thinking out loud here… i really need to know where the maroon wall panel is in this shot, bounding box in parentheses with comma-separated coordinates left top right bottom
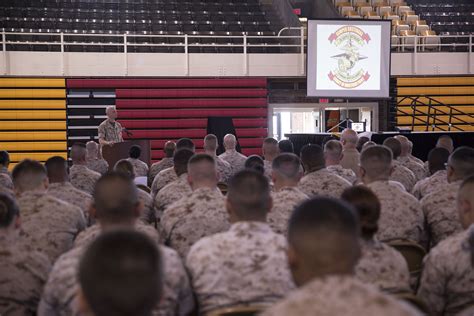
(116, 88, 267, 99)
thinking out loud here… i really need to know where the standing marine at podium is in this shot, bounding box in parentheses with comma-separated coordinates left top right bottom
(98, 106, 123, 146)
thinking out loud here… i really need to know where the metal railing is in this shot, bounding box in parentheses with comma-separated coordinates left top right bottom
(397, 95, 474, 131)
(1, 29, 473, 54)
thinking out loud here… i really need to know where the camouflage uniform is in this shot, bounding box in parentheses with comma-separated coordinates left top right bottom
(298, 168, 352, 198)
(421, 180, 463, 247)
(391, 161, 417, 192)
(69, 164, 101, 195)
(137, 187, 156, 225)
(219, 150, 247, 175)
(409, 154, 424, 166)
(264, 160, 272, 180)
(40, 225, 194, 316)
(47, 182, 93, 224)
(341, 148, 360, 175)
(0, 173, 13, 190)
(412, 170, 448, 200)
(0, 166, 9, 175)
(0, 234, 52, 315)
(355, 238, 411, 294)
(154, 173, 192, 221)
(366, 181, 424, 245)
(151, 167, 178, 198)
(149, 158, 174, 186)
(417, 226, 474, 316)
(261, 275, 420, 316)
(186, 221, 295, 314)
(398, 156, 427, 182)
(215, 156, 233, 183)
(268, 187, 309, 235)
(161, 187, 230, 258)
(17, 190, 86, 262)
(126, 157, 149, 177)
(327, 164, 358, 184)
(85, 158, 109, 175)
(97, 119, 123, 143)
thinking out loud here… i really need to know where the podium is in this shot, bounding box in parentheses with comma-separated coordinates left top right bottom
(102, 140, 151, 172)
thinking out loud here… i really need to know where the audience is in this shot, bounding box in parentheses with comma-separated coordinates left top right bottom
(278, 139, 295, 154)
(151, 138, 195, 197)
(204, 134, 232, 183)
(186, 170, 295, 313)
(0, 150, 10, 175)
(262, 137, 279, 179)
(261, 197, 419, 316)
(0, 192, 51, 315)
(219, 133, 247, 174)
(45, 156, 93, 223)
(418, 175, 474, 316)
(2, 129, 473, 316)
(359, 146, 425, 245)
(383, 137, 417, 192)
(268, 153, 308, 235)
(69, 143, 101, 194)
(298, 144, 351, 198)
(85, 141, 109, 175)
(114, 159, 156, 225)
(77, 230, 163, 316)
(39, 172, 193, 316)
(160, 154, 230, 258)
(342, 186, 411, 294)
(421, 147, 474, 247)
(155, 149, 194, 220)
(126, 145, 149, 177)
(149, 141, 176, 186)
(324, 140, 358, 184)
(394, 135, 427, 181)
(244, 155, 265, 175)
(12, 159, 86, 261)
(412, 147, 450, 199)
(340, 128, 360, 174)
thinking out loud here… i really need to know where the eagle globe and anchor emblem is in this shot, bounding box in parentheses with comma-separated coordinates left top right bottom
(328, 25, 371, 89)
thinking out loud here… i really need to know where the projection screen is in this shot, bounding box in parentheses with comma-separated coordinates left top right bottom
(307, 19, 392, 98)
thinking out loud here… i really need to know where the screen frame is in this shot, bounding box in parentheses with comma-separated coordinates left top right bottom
(306, 18, 392, 99)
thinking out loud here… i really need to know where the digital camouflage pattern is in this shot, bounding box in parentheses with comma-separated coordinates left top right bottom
(298, 168, 351, 198)
(261, 275, 420, 316)
(186, 221, 295, 314)
(69, 164, 101, 195)
(160, 187, 230, 258)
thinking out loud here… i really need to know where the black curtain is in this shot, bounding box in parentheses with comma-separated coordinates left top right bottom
(207, 117, 242, 155)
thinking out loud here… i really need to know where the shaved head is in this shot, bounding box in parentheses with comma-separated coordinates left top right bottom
(272, 153, 302, 180)
(245, 155, 265, 175)
(86, 141, 99, 157)
(262, 137, 279, 161)
(188, 154, 217, 188)
(288, 197, 360, 286)
(0, 192, 19, 228)
(362, 141, 376, 150)
(447, 146, 474, 182)
(0, 151, 10, 168)
(394, 135, 410, 156)
(278, 139, 294, 154)
(341, 129, 358, 147)
(71, 143, 87, 164)
(12, 159, 48, 193)
(324, 140, 343, 162)
(437, 135, 454, 154)
(457, 175, 474, 229)
(164, 141, 176, 158)
(176, 138, 195, 152)
(300, 144, 325, 173)
(173, 149, 194, 176)
(92, 172, 139, 224)
(427, 147, 450, 174)
(114, 159, 135, 179)
(223, 134, 237, 150)
(227, 170, 271, 222)
(204, 134, 218, 152)
(360, 145, 393, 182)
(45, 156, 68, 183)
(382, 137, 402, 159)
(356, 136, 370, 152)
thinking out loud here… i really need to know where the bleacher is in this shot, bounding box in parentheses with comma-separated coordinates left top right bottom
(0, 0, 290, 53)
(332, 0, 474, 52)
